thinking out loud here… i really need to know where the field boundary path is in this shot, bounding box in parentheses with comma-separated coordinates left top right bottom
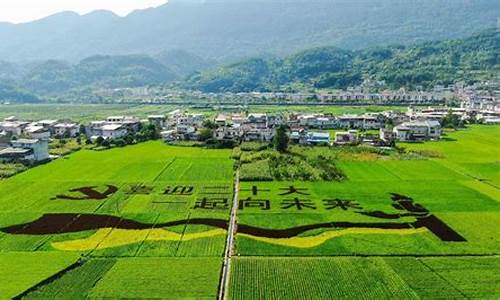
(219, 170, 240, 300)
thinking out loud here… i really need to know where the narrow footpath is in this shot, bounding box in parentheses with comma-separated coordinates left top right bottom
(219, 170, 240, 300)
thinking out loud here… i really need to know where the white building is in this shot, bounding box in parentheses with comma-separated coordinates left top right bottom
(305, 132, 330, 145)
(0, 121, 29, 136)
(53, 123, 80, 137)
(24, 125, 51, 140)
(393, 120, 441, 142)
(101, 124, 128, 140)
(8, 139, 49, 162)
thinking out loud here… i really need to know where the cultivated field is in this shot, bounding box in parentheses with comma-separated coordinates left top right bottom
(0, 125, 498, 298)
(0, 142, 234, 298)
(231, 125, 500, 298)
(0, 103, 405, 123)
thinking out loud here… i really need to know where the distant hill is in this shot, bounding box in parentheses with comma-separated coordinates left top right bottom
(186, 29, 500, 92)
(155, 50, 216, 78)
(0, 83, 40, 103)
(19, 55, 177, 95)
(0, 0, 497, 63)
(0, 29, 497, 100)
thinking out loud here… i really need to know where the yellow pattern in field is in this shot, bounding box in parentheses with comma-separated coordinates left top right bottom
(51, 228, 226, 251)
(240, 227, 428, 248)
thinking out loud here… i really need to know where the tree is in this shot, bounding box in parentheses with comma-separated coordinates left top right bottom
(101, 139, 110, 148)
(95, 136, 104, 146)
(199, 128, 214, 141)
(79, 124, 87, 136)
(202, 120, 217, 129)
(441, 110, 463, 129)
(140, 124, 160, 141)
(274, 125, 289, 152)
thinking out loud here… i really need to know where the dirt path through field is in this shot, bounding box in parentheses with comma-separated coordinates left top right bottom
(219, 170, 239, 300)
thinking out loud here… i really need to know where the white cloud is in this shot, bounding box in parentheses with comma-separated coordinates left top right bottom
(0, 0, 168, 24)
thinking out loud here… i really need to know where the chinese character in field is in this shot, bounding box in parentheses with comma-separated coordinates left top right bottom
(323, 199, 363, 211)
(281, 198, 316, 210)
(194, 197, 229, 210)
(239, 197, 271, 210)
(164, 185, 194, 196)
(127, 184, 153, 195)
(240, 186, 270, 196)
(200, 186, 231, 195)
(279, 186, 310, 196)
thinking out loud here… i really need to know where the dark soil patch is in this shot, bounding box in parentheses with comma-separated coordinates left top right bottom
(0, 213, 465, 242)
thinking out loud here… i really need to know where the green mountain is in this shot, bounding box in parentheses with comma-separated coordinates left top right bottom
(0, 83, 40, 103)
(155, 50, 215, 78)
(187, 29, 500, 92)
(0, 0, 497, 63)
(20, 55, 177, 95)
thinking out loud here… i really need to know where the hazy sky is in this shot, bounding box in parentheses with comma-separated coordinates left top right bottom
(0, 0, 168, 24)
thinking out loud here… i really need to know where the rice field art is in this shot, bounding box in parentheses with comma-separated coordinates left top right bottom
(0, 126, 499, 298)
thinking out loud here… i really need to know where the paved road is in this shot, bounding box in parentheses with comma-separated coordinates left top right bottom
(219, 170, 240, 300)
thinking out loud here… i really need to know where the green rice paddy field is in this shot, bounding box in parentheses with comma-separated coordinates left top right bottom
(0, 125, 498, 299)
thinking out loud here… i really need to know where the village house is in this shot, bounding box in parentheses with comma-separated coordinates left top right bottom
(176, 114, 205, 128)
(337, 114, 384, 130)
(0, 138, 49, 163)
(165, 113, 206, 141)
(24, 125, 51, 140)
(35, 120, 59, 134)
(215, 125, 243, 141)
(334, 130, 359, 145)
(106, 116, 141, 132)
(88, 122, 128, 140)
(246, 113, 268, 129)
(297, 114, 336, 129)
(242, 127, 274, 142)
(161, 130, 177, 142)
(0, 120, 29, 137)
(53, 123, 80, 138)
(461, 95, 499, 111)
(148, 115, 167, 129)
(100, 124, 128, 140)
(379, 128, 396, 145)
(215, 114, 228, 127)
(291, 130, 331, 145)
(86, 116, 141, 140)
(393, 120, 441, 142)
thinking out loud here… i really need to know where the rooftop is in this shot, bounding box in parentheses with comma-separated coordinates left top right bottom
(12, 139, 40, 144)
(102, 124, 124, 131)
(0, 147, 32, 155)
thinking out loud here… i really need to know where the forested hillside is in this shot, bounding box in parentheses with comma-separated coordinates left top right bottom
(0, 83, 40, 103)
(1, 55, 177, 96)
(0, 0, 497, 62)
(0, 29, 497, 101)
(187, 29, 500, 92)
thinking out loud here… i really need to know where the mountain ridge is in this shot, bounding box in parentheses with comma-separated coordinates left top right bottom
(0, 0, 497, 62)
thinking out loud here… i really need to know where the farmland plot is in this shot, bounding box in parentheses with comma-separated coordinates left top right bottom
(385, 256, 500, 299)
(0, 142, 234, 297)
(89, 257, 222, 299)
(0, 252, 80, 299)
(235, 178, 499, 256)
(229, 257, 418, 299)
(0, 125, 498, 298)
(229, 125, 499, 299)
(23, 259, 116, 299)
